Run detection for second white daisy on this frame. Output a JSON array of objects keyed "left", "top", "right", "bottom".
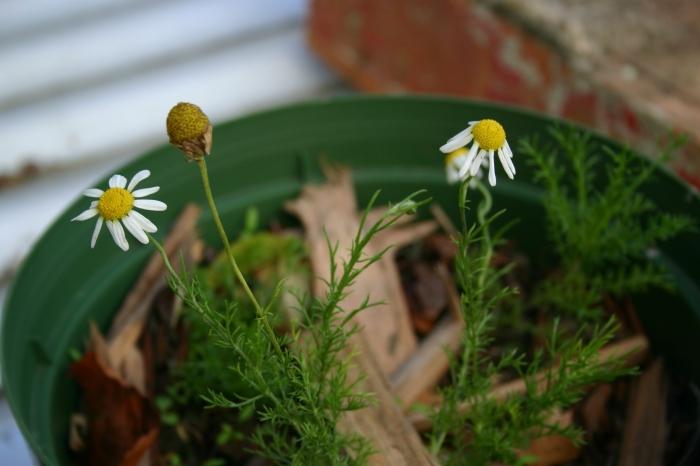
[
  {"left": 440, "top": 118, "right": 516, "bottom": 186},
  {"left": 71, "top": 170, "right": 167, "bottom": 251},
  {"left": 444, "top": 148, "right": 486, "bottom": 186}
]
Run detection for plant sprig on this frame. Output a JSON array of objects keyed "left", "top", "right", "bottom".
[
  {"left": 430, "top": 179, "right": 635, "bottom": 466},
  {"left": 521, "top": 127, "right": 695, "bottom": 320},
  {"left": 152, "top": 191, "right": 427, "bottom": 465}
]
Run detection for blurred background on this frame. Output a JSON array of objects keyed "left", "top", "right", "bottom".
[{"left": 0, "top": 0, "right": 698, "bottom": 464}]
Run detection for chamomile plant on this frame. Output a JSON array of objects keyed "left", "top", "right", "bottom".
[
  {"left": 72, "top": 102, "right": 428, "bottom": 465},
  {"left": 521, "top": 127, "right": 695, "bottom": 321},
  {"left": 431, "top": 119, "right": 640, "bottom": 466}
]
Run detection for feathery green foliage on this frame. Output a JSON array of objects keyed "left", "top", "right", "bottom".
[
  {"left": 156, "top": 192, "right": 427, "bottom": 466},
  {"left": 151, "top": 124, "right": 691, "bottom": 465},
  {"left": 521, "top": 127, "right": 695, "bottom": 320},
  {"left": 167, "top": 229, "right": 307, "bottom": 407},
  {"left": 430, "top": 181, "right": 635, "bottom": 466}
]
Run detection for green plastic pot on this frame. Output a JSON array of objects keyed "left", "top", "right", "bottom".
[{"left": 3, "top": 95, "right": 699, "bottom": 465}]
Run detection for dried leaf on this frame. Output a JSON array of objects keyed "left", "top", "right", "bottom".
[
  {"left": 619, "top": 359, "right": 668, "bottom": 466},
  {"left": 521, "top": 435, "right": 580, "bottom": 466},
  {"left": 71, "top": 351, "right": 159, "bottom": 466}
]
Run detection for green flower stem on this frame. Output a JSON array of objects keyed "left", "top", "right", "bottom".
[
  {"left": 197, "top": 158, "right": 283, "bottom": 359},
  {"left": 148, "top": 234, "right": 180, "bottom": 284},
  {"left": 458, "top": 179, "right": 469, "bottom": 231},
  {"left": 458, "top": 179, "right": 494, "bottom": 291},
  {"left": 430, "top": 178, "right": 493, "bottom": 456},
  {"left": 474, "top": 180, "right": 494, "bottom": 291},
  {"left": 197, "top": 159, "right": 258, "bottom": 308}
]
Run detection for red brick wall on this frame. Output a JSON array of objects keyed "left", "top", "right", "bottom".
[{"left": 309, "top": 0, "right": 700, "bottom": 189}]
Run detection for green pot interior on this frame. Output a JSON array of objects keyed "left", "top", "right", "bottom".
[{"left": 3, "top": 95, "right": 699, "bottom": 465}]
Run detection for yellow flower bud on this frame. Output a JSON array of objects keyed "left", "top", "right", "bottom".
[{"left": 166, "top": 102, "right": 212, "bottom": 161}]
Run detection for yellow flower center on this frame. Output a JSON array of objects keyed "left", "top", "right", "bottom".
[
  {"left": 98, "top": 188, "right": 134, "bottom": 221},
  {"left": 445, "top": 148, "right": 468, "bottom": 165},
  {"left": 166, "top": 102, "right": 210, "bottom": 144},
  {"left": 472, "top": 119, "right": 506, "bottom": 151}
]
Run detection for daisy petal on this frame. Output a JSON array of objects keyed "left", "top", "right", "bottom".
[
  {"left": 104, "top": 220, "right": 118, "bottom": 249},
  {"left": 132, "top": 186, "right": 160, "bottom": 198},
  {"left": 448, "top": 127, "right": 472, "bottom": 142},
  {"left": 71, "top": 208, "right": 98, "bottom": 222},
  {"left": 116, "top": 223, "right": 130, "bottom": 251},
  {"left": 446, "top": 164, "right": 460, "bottom": 184},
  {"left": 440, "top": 132, "right": 473, "bottom": 154},
  {"left": 488, "top": 150, "right": 497, "bottom": 186},
  {"left": 130, "top": 210, "right": 158, "bottom": 233},
  {"left": 504, "top": 140, "right": 513, "bottom": 158},
  {"left": 122, "top": 214, "right": 148, "bottom": 244},
  {"left": 470, "top": 150, "right": 487, "bottom": 176},
  {"left": 91, "top": 218, "right": 103, "bottom": 248},
  {"left": 507, "top": 152, "right": 516, "bottom": 175},
  {"left": 83, "top": 188, "right": 103, "bottom": 198},
  {"left": 458, "top": 143, "right": 480, "bottom": 178},
  {"left": 106, "top": 220, "right": 129, "bottom": 251},
  {"left": 127, "top": 170, "right": 151, "bottom": 192},
  {"left": 498, "top": 149, "right": 514, "bottom": 179},
  {"left": 134, "top": 199, "right": 167, "bottom": 211},
  {"left": 109, "top": 174, "right": 127, "bottom": 188}
]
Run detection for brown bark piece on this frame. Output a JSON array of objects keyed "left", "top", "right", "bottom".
[
  {"left": 285, "top": 167, "right": 417, "bottom": 374},
  {"left": 518, "top": 410, "right": 580, "bottom": 466},
  {"left": 339, "top": 332, "right": 438, "bottom": 466},
  {"left": 618, "top": 358, "right": 668, "bottom": 466},
  {"left": 391, "top": 316, "right": 462, "bottom": 407},
  {"left": 391, "top": 261, "right": 463, "bottom": 407},
  {"left": 410, "top": 334, "right": 649, "bottom": 432},
  {"left": 106, "top": 204, "right": 201, "bottom": 388},
  {"left": 286, "top": 167, "right": 436, "bottom": 465},
  {"left": 489, "top": 334, "right": 649, "bottom": 403},
  {"left": 522, "top": 434, "right": 580, "bottom": 466}
]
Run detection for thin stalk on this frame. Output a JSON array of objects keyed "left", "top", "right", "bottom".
[
  {"left": 458, "top": 180, "right": 469, "bottom": 231},
  {"left": 197, "top": 158, "right": 284, "bottom": 359},
  {"left": 148, "top": 234, "right": 184, "bottom": 289},
  {"left": 431, "top": 178, "right": 495, "bottom": 455},
  {"left": 431, "top": 180, "right": 474, "bottom": 456},
  {"left": 474, "top": 180, "right": 493, "bottom": 292}
]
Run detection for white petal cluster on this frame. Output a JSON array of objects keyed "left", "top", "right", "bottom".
[
  {"left": 71, "top": 170, "right": 167, "bottom": 251},
  {"left": 444, "top": 148, "right": 487, "bottom": 186},
  {"left": 440, "top": 120, "right": 515, "bottom": 186}
]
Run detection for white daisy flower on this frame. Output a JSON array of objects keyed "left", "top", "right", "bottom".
[
  {"left": 444, "top": 148, "right": 468, "bottom": 185},
  {"left": 444, "top": 148, "right": 487, "bottom": 186},
  {"left": 440, "top": 118, "right": 516, "bottom": 187},
  {"left": 71, "top": 170, "right": 167, "bottom": 251}
]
